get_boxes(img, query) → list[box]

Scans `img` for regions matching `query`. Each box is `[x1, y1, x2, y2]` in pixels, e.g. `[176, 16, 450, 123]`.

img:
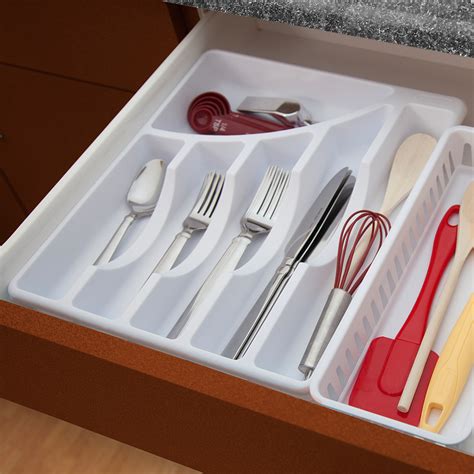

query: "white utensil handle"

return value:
[398, 256, 464, 413]
[95, 214, 135, 265]
[152, 229, 192, 273]
[167, 234, 252, 338]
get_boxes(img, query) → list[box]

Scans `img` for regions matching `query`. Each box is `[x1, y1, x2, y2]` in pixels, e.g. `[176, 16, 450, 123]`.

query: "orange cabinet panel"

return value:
[0, 171, 27, 244]
[0, 0, 195, 91]
[0, 64, 133, 211]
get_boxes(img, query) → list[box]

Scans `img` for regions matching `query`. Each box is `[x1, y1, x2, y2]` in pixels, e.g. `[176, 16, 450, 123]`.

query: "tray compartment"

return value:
[152, 50, 395, 133]
[12, 134, 185, 301]
[70, 138, 245, 319]
[128, 132, 314, 336]
[310, 127, 473, 448]
[242, 103, 463, 381]
[188, 106, 390, 356]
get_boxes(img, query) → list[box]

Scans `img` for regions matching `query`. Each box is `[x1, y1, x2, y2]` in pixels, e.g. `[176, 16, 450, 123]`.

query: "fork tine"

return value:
[207, 174, 225, 217]
[203, 173, 224, 217]
[195, 172, 216, 214]
[250, 165, 277, 215]
[199, 171, 219, 215]
[258, 167, 283, 216]
[268, 170, 289, 218]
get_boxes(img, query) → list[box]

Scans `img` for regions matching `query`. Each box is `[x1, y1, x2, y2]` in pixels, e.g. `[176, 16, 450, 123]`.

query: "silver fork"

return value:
[167, 165, 290, 338]
[152, 171, 225, 273]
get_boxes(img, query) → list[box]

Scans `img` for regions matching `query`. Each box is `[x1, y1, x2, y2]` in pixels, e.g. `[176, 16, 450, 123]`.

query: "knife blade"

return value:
[222, 168, 355, 359]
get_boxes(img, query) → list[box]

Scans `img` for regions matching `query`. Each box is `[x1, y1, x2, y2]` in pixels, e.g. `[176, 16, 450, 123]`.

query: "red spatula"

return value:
[349, 205, 459, 425]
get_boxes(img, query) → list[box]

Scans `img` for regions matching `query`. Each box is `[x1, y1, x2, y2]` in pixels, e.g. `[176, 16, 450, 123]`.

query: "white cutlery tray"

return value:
[8, 50, 466, 405]
[311, 126, 473, 448]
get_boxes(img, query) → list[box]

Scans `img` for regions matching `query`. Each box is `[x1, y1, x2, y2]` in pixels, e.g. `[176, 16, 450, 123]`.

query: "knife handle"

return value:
[222, 257, 294, 359]
[419, 294, 473, 433]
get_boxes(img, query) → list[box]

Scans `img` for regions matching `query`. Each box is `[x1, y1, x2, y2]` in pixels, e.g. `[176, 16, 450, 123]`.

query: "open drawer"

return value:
[1, 11, 473, 473]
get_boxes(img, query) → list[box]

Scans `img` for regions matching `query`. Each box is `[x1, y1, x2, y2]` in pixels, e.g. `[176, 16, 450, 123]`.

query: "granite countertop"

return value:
[166, 0, 473, 57]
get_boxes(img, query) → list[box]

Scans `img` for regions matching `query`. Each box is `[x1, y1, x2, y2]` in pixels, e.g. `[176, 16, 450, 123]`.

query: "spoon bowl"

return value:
[127, 159, 165, 215]
[95, 159, 165, 265]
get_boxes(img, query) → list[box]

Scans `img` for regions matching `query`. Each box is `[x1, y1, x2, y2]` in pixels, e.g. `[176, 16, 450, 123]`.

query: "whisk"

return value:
[298, 210, 391, 379]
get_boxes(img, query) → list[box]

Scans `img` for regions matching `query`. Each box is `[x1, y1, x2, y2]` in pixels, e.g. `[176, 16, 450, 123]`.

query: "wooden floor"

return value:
[0, 398, 199, 474]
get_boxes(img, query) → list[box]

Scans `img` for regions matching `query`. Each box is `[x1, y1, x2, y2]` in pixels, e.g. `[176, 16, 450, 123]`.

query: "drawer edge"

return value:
[1, 300, 472, 473]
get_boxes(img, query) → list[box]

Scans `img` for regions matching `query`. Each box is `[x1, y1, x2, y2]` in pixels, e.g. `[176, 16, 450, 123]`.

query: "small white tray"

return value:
[8, 50, 465, 402]
[311, 126, 473, 449]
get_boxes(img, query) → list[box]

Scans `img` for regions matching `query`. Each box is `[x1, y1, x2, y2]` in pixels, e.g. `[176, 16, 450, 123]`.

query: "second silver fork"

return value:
[168, 165, 290, 338]
[151, 171, 225, 274]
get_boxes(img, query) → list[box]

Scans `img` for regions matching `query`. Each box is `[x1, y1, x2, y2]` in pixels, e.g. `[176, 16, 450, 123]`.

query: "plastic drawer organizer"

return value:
[8, 51, 471, 448]
[311, 126, 473, 448]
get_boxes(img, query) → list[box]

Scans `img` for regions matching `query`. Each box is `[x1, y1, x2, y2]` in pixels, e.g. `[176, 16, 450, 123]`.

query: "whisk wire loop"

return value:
[335, 210, 391, 294]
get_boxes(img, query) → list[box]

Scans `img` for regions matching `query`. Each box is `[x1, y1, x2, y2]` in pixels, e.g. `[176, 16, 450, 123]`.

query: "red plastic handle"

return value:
[197, 112, 290, 135]
[396, 205, 459, 344]
[377, 205, 459, 396]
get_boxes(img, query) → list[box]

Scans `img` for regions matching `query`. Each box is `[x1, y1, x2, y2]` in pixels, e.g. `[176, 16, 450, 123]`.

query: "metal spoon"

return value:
[237, 96, 314, 126]
[95, 159, 165, 265]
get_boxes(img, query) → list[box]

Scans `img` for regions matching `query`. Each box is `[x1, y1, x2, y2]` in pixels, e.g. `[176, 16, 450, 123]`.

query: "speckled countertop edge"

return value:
[166, 0, 473, 57]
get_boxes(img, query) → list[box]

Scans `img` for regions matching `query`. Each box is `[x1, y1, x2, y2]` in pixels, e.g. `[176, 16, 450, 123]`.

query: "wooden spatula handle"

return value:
[398, 254, 465, 412]
[399, 182, 474, 413]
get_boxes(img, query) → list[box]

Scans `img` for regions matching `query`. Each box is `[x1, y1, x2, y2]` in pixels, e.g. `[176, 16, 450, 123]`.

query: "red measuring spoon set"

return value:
[187, 92, 293, 135]
[349, 205, 459, 425]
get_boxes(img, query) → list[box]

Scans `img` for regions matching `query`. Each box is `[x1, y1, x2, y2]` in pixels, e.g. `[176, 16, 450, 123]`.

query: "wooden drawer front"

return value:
[0, 64, 132, 211]
[1, 304, 472, 474]
[0, 171, 27, 244]
[0, 0, 186, 91]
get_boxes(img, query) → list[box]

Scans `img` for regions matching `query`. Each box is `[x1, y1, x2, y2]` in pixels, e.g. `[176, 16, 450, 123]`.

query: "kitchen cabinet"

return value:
[0, 1, 197, 243]
[0, 0, 196, 91]
[0, 171, 27, 244]
[0, 64, 133, 213]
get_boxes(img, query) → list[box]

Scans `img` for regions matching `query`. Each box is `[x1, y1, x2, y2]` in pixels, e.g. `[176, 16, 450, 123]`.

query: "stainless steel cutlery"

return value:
[222, 168, 355, 359]
[151, 172, 225, 273]
[167, 165, 291, 338]
[93, 162, 360, 364]
[95, 159, 165, 265]
[237, 96, 314, 126]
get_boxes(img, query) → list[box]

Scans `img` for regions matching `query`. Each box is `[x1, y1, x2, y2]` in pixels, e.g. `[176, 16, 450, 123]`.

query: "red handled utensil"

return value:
[348, 205, 459, 425]
[188, 92, 292, 135]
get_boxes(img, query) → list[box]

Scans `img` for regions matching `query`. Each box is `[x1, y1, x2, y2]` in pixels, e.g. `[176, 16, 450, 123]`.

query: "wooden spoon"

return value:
[398, 181, 474, 413]
[346, 133, 437, 280]
[379, 133, 437, 216]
